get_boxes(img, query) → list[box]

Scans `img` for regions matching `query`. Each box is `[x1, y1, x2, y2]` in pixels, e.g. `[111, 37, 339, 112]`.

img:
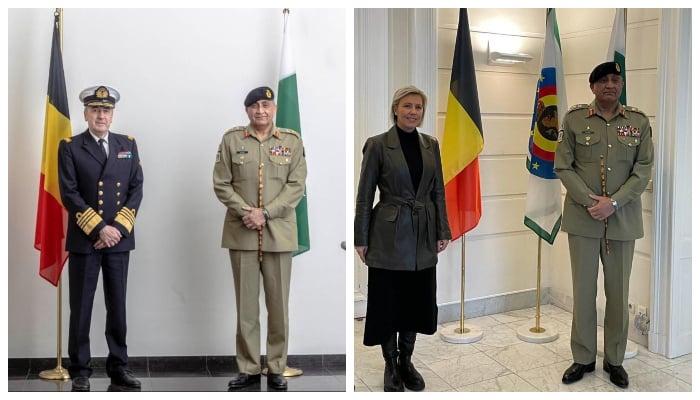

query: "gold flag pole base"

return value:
[439, 322, 483, 344]
[438, 235, 483, 344]
[516, 324, 559, 343]
[262, 366, 303, 377]
[517, 237, 558, 343]
[39, 366, 71, 381]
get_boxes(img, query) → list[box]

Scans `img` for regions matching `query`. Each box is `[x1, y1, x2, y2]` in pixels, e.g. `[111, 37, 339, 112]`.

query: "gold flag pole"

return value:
[439, 234, 482, 344]
[458, 236, 468, 334]
[40, 8, 70, 382]
[533, 238, 544, 333]
[516, 235, 559, 343]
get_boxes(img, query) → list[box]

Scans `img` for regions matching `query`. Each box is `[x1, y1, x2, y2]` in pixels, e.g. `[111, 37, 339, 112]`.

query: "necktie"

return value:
[98, 139, 108, 159]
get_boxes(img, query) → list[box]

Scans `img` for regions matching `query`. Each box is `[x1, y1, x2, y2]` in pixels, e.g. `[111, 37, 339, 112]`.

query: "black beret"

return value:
[589, 61, 622, 83]
[244, 86, 275, 107]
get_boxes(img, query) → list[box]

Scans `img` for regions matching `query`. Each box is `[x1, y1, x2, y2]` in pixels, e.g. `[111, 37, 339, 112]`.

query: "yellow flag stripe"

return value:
[42, 98, 72, 204]
[441, 92, 484, 183]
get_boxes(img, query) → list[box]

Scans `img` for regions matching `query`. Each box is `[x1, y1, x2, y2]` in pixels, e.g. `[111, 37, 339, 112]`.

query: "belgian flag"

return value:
[35, 13, 72, 286]
[440, 8, 484, 240]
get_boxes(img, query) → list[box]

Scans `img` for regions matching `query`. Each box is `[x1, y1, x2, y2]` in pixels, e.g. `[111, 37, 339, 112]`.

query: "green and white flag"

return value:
[277, 10, 310, 256]
[607, 8, 627, 105]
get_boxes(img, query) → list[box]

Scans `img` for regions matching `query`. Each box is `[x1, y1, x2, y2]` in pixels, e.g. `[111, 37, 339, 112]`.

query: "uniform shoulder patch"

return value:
[278, 127, 300, 138]
[568, 104, 589, 112]
[624, 105, 647, 117]
[224, 126, 246, 136]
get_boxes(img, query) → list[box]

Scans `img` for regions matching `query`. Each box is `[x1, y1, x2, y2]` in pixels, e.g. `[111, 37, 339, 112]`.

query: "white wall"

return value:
[7, 8, 346, 358]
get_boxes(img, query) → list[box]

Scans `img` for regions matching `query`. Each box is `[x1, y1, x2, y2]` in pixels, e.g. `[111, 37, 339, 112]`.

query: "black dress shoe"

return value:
[71, 376, 90, 392]
[562, 361, 596, 384]
[603, 360, 629, 388]
[228, 373, 261, 390]
[110, 370, 142, 389]
[267, 373, 288, 391]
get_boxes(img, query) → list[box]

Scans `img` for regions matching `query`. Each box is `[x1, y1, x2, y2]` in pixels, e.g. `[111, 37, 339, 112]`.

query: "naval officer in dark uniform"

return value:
[58, 85, 144, 391]
[555, 62, 653, 389]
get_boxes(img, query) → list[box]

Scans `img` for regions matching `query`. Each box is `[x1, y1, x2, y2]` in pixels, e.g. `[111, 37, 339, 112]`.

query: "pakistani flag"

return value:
[277, 11, 310, 256]
[607, 8, 627, 105]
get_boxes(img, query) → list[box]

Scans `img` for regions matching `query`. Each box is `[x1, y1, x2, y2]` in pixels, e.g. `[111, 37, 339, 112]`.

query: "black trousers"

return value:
[67, 251, 130, 378]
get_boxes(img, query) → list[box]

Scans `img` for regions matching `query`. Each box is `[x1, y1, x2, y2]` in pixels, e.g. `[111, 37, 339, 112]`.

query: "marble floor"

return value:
[354, 304, 692, 392]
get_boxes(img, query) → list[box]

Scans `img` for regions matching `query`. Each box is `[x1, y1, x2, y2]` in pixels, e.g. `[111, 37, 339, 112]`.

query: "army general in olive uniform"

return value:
[555, 62, 653, 389]
[213, 86, 307, 391]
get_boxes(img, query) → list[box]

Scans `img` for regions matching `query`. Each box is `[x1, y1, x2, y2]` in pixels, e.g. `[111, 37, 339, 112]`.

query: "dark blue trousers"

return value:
[67, 251, 130, 378]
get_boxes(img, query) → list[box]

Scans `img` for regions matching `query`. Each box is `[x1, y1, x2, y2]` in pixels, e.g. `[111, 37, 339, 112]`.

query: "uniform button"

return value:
[98, 190, 104, 196]
[606, 123, 610, 127]
[99, 210, 104, 215]
[586, 142, 590, 146]
[608, 144, 612, 148]
[607, 167, 612, 171]
[117, 201, 121, 205]
[116, 182, 121, 187]
[260, 163, 264, 167]
[285, 158, 289, 162]
[98, 200, 104, 205]
[116, 192, 121, 196]
[99, 181, 104, 187]
[629, 143, 633, 146]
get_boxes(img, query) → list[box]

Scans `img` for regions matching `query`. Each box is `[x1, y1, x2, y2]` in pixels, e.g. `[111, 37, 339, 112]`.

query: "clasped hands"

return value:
[94, 225, 122, 249]
[587, 194, 616, 221]
[242, 206, 266, 230]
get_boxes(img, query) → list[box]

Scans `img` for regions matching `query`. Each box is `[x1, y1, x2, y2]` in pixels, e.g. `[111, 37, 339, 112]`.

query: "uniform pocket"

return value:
[617, 135, 640, 161]
[574, 130, 601, 162]
[269, 155, 291, 180]
[232, 155, 256, 181]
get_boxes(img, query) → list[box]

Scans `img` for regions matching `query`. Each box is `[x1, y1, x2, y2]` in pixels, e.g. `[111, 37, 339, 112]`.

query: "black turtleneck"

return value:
[396, 126, 423, 192]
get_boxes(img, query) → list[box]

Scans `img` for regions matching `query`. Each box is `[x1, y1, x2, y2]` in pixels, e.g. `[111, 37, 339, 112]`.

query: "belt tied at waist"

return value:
[379, 195, 433, 241]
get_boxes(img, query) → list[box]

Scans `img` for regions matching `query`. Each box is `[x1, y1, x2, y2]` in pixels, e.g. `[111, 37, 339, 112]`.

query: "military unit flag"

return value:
[277, 10, 310, 256]
[440, 8, 484, 240]
[35, 13, 72, 286]
[523, 8, 567, 244]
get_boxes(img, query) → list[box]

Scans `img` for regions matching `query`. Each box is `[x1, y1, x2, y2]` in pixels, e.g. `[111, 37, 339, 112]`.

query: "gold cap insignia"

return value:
[96, 86, 109, 99]
[615, 63, 621, 73]
[266, 89, 272, 99]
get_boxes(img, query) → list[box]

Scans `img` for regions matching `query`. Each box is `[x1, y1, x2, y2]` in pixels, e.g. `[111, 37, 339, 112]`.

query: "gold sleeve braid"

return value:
[114, 207, 137, 233]
[76, 208, 103, 236]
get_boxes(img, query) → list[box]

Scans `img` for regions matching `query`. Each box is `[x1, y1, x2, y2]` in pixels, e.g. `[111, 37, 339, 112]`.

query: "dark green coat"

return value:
[554, 102, 654, 240]
[354, 126, 451, 271]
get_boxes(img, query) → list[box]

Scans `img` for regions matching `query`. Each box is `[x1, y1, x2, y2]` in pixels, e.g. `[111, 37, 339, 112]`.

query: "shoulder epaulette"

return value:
[224, 126, 247, 135]
[623, 105, 647, 117]
[127, 135, 134, 141]
[568, 104, 589, 112]
[278, 127, 300, 138]
[63, 137, 72, 143]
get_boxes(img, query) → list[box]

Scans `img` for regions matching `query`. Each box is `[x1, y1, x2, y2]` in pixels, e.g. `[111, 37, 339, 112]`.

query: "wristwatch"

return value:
[262, 208, 270, 221]
[611, 199, 618, 210]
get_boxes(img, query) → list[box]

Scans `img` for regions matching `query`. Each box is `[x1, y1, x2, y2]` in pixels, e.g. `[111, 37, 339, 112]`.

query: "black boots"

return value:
[381, 334, 404, 392]
[398, 331, 425, 391]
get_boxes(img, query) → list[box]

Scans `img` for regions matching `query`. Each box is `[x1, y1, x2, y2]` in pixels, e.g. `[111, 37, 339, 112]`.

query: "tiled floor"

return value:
[8, 357, 345, 392]
[354, 304, 692, 392]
